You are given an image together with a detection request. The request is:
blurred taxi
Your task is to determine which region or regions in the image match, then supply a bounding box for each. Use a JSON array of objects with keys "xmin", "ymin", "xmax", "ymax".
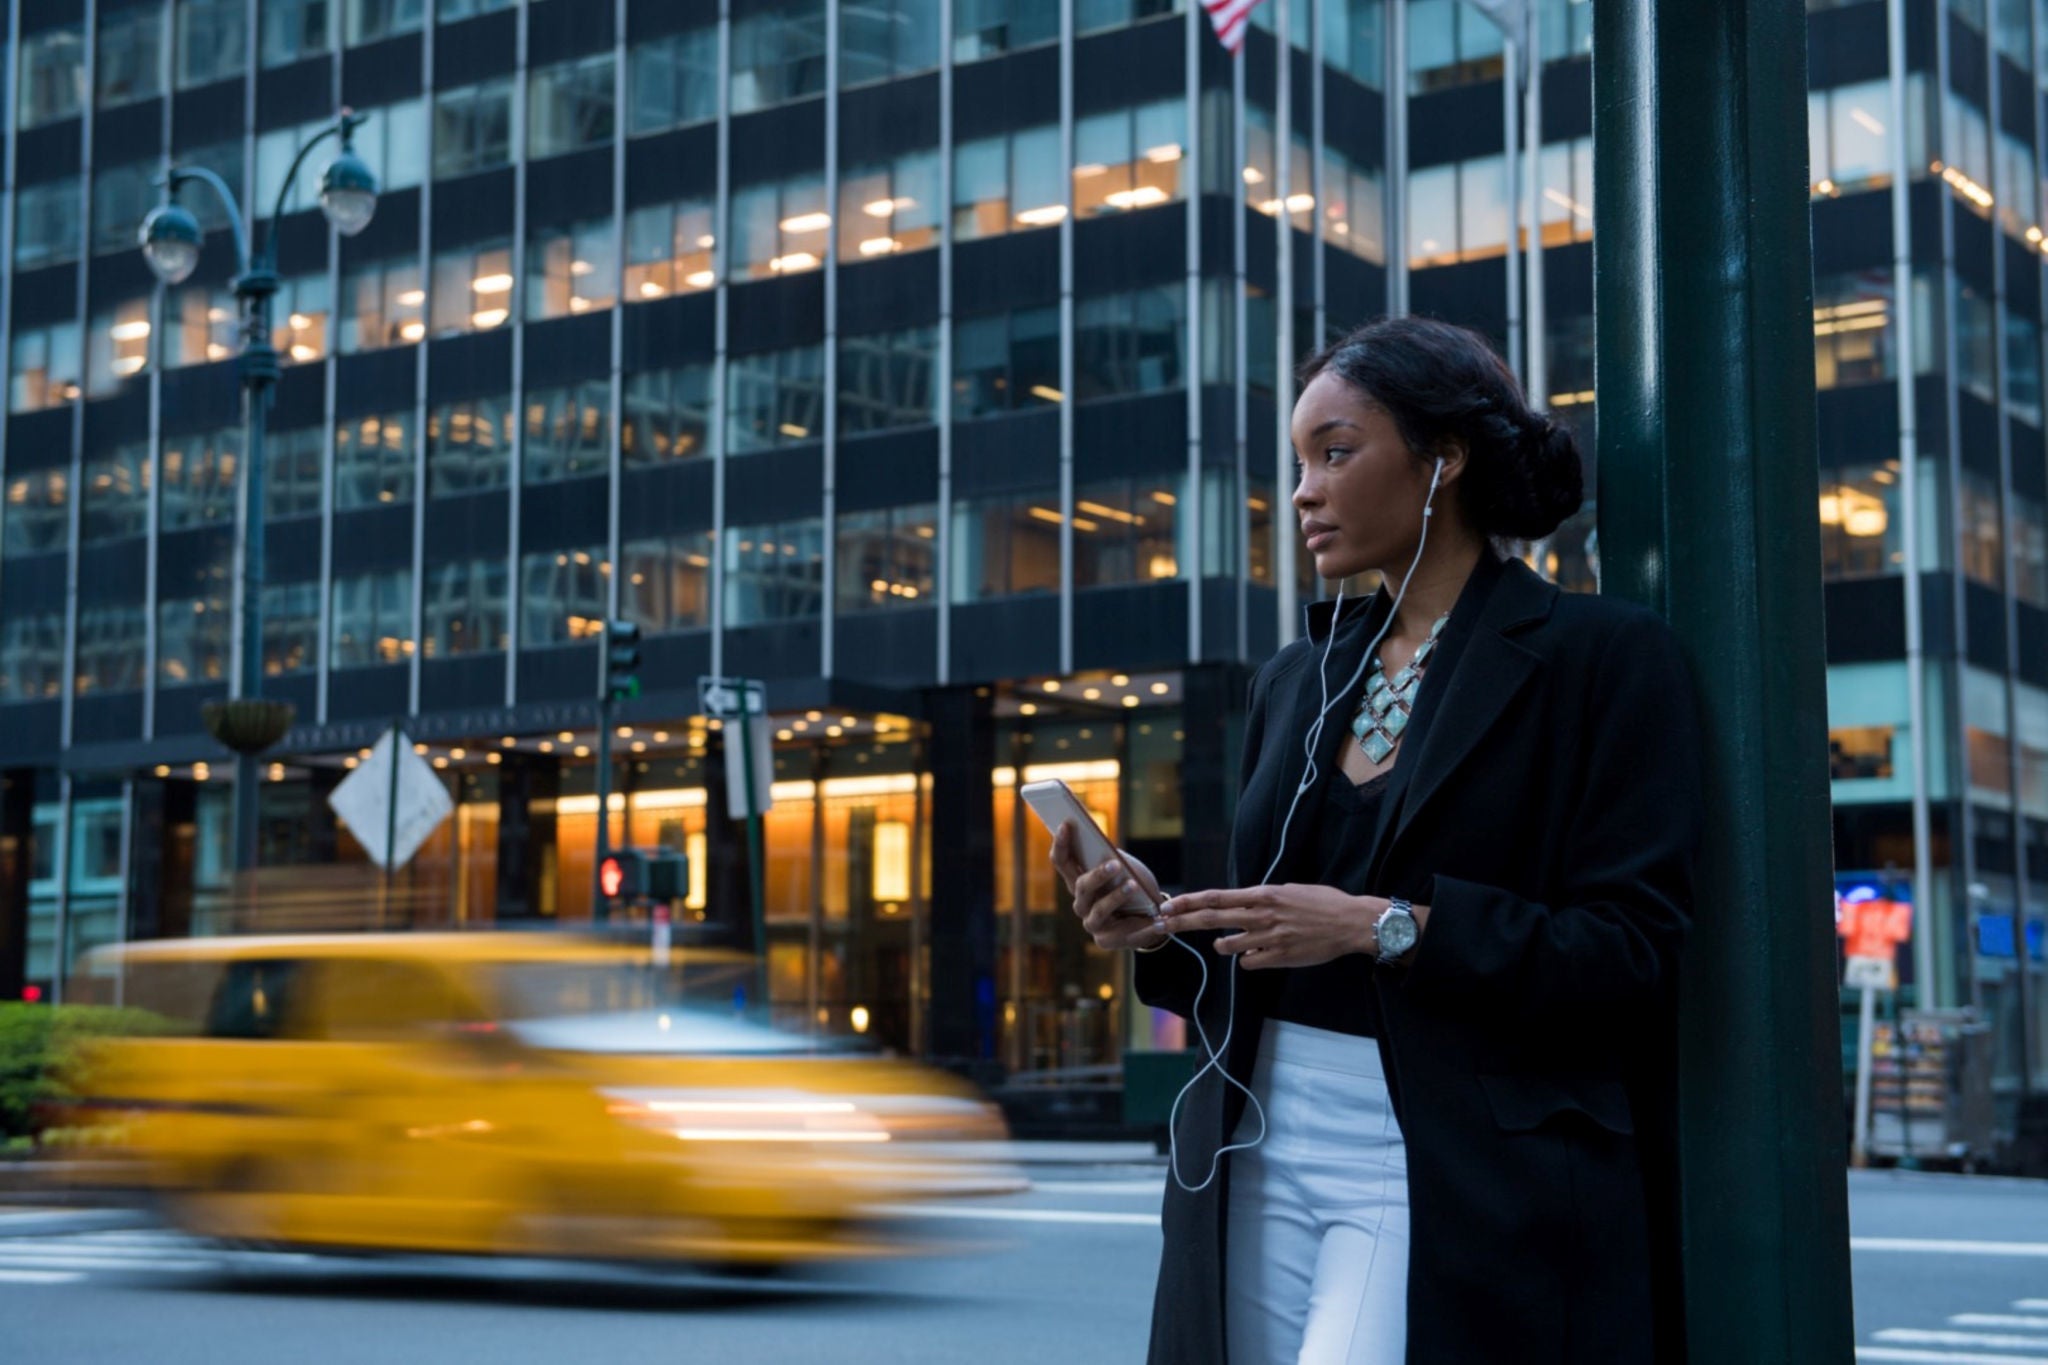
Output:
[{"xmin": 60, "ymin": 933, "xmax": 1017, "ymax": 1265}]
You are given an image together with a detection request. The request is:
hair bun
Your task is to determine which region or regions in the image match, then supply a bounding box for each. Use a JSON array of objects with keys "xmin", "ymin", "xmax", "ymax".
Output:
[{"xmin": 1478, "ymin": 411, "xmax": 1583, "ymax": 541}]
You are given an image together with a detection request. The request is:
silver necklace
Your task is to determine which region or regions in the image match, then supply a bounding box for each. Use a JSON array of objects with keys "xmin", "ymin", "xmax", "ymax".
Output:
[{"xmin": 1351, "ymin": 613, "xmax": 1450, "ymax": 764}]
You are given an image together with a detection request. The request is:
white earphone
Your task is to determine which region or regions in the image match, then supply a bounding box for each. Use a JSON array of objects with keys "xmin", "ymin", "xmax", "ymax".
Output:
[{"xmin": 1163, "ymin": 456, "xmax": 1445, "ymax": 1193}]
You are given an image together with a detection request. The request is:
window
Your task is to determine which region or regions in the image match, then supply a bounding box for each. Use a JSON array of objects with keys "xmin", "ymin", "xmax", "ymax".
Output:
[
  {"xmin": 262, "ymin": 0, "xmax": 335, "ymax": 66},
  {"xmin": 953, "ymin": 0, "xmax": 1058, "ymax": 61},
  {"xmin": 729, "ymin": 176, "xmax": 829, "ymax": 280},
  {"xmin": 1407, "ymin": 0, "xmax": 1504, "ymax": 94},
  {"xmin": 838, "ymin": 326, "xmax": 937, "ymax": 433},
  {"xmin": 82, "ymin": 445, "xmax": 152, "ymax": 543},
  {"xmin": 841, "ymin": 0, "xmax": 940, "ymax": 87},
  {"xmin": 19, "ymin": 27, "xmax": 85, "ymax": 128},
  {"xmin": 158, "ymin": 591, "xmax": 230, "ymax": 685},
  {"xmin": 1997, "ymin": 130, "xmax": 2039, "ymax": 239},
  {"xmin": 1536, "ymin": 138, "xmax": 1595, "ymax": 247},
  {"xmin": 952, "ymin": 306, "xmax": 1061, "ymax": 417},
  {"xmin": 345, "ymin": 0, "xmax": 423, "ymax": 45},
  {"xmin": 838, "ymin": 150, "xmax": 940, "ymax": 261},
  {"xmin": 434, "ymin": 78, "xmax": 514, "ymax": 179},
  {"xmin": 837, "ymin": 504, "xmax": 937, "ymax": 610},
  {"xmin": 1808, "ymin": 78, "xmax": 1920, "ymax": 200},
  {"xmin": 949, "ymin": 490, "xmax": 1061, "ymax": 600},
  {"xmin": 1813, "ymin": 270, "xmax": 1924, "ymax": 390},
  {"xmin": 725, "ymin": 520, "xmax": 825, "ymax": 624},
  {"xmin": 430, "ymin": 241, "xmax": 514, "ymax": 335},
  {"xmin": 1961, "ymin": 471, "xmax": 2004, "ymax": 588},
  {"xmin": 175, "ymin": 141, "xmax": 247, "ymax": 236},
  {"xmin": 3, "ymin": 468, "xmax": 70, "ymax": 557},
  {"xmin": 1321, "ymin": 0, "xmax": 1384, "ymax": 87},
  {"xmin": 732, "ymin": 2, "xmax": 827, "ymax": 113},
  {"xmin": 163, "ymin": 284, "xmax": 238, "ymax": 367},
  {"xmin": 1074, "ymin": 287, "xmax": 1185, "ymax": 400},
  {"xmin": 162, "ymin": 431, "xmax": 240, "ymax": 529},
  {"xmin": 87, "ymin": 299, "xmax": 153, "ymax": 397},
  {"xmin": 519, "ymin": 548, "xmax": 608, "ymax": 645},
  {"xmin": 1072, "ymin": 477, "xmax": 1186, "ymax": 586},
  {"xmin": 727, "ymin": 345, "xmax": 825, "ymax": 452},
  {"xmin": 1942, "ymin": 91, "xmax": 1993, "ymax": 218},
  {"xmin": 623, "ymin": 366, "xmax": 711, "ymax": 466},
  {"xmin": 340, "ymin": 257, "xmax": 426, "ymax": 350},
  {"xmin": 1407, "ymin": 153, "xmax": 1511, "ymax": 267},
  {"xmin": 1956, "ymin": 282, "xmax": 1997, "ymax": 404},
  {"xmin": 1819, "ymin": 463, "xmax": 1903, "ymax": 580},
  {"xmin": 97, "ymin": 7, "xmax": 166, "ymax": 108},
  {"xmin": 1074, "ymin": 100, "xmax": 1185, "ymax": 219},
  {"xmin": 529, "ymin": 53, "xmax": 615, "ymax": 159},
  {"xmin": 440, "ymin": 0, "xmax": 516, "ymax": 18},
  {"xmin": 1077, "ymin": 0, "xmax": 1182, "ymax": 34},
  {"xmin": 1540, "ymin": 0, "xmax": 1594, "ymax": 61},
  {"xmin": 426, "ymin": 394, "xmax": 512, "ymax": 495},
  {"xmin": 14, "ymin": 178, "xmax": 83, "ymax": 271},
  {"xmin": 334, "ymin": 410, "xmax": 416, "ymax": 509},
  {"xmin": 1319, "ymin": 147, "xmax": 1385, "ymax": 263},
  {"xmin": 260, "ymin": 102, "xmax": 425, "ymax": 217},
  {"xmin": 262, "ymin": 582, "xmax": 320, "ymax": 675},
  {"xmin": 10, "ymin": 323, "xmax": 84, "ymax": 412},
  {"xmin": 526, "ymin": 219, "xmax": 617, "ymax": 321},
  {"xmin": 628, "ymin": 28, "xmax": 717, "ymax": 134},
  {"xmin": 1829, "ymin": 726, "xmax": 1895, "ymax": 780},
  {"xmin": 93, "ymin": 161, "xmax": 156, "ymax": 255},
  {"xmin": 331, "ymin": 568, "xmax": 414, "ymax": 667},
  {"xmin": 76, "ymin": 606, "xmax": 147, "ymax": 695},
  {"xmin": 524, "ymin": 382, "xmax": 611, "ymax": 484},
  {"xmin": 176, "ymin": 0, "xmax": 248, "ymax": 88},
  {"xmin": 269, "ymin": 275, "xmax": 332, "ymax": 364},
  {"xmin": 625, "ymin": 199, "xmax": 717, "ymax": 299},
  {"xmin": 2009, "ymin": 313, "xmax": 2043, "ymax": 427},
  {"xmin": 621, "ymin": 533, "xmax": 714, "ymax": 631},
  {"xmin": 2015, "ymin": 493, "xmax": 2048, "ymax": 609},
  {"xmin": 424, "ymin": 559, "xmax": 509, "ymax": 657},
  {"xmin": 0, "ymin": 614, "xmax": 66, "ymax": 700},
  {"xmin": 1244, "ymin": 107, "xmax": 1315, "ymax": 229},
  {"xmin": 265, "ymin": 426, "xmax": 326, "ymax": 520},
  {"xmin": 953, "ymin": 126, "xmax": 1063, "ymax": 240}
]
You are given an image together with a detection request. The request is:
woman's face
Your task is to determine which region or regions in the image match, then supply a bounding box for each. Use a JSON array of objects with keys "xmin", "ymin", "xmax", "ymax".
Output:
[{"xmin": 1289, "ymin": 370, "xmax": 1444, "ymax": 583}]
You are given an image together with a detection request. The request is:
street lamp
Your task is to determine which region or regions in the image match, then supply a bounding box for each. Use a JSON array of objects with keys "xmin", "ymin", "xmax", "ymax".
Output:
[{"xmin": 141, "ymin": 109, "xmax": 377, "ymax": 878}]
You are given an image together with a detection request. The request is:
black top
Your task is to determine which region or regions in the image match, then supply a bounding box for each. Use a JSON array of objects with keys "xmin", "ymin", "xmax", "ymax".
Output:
[{"xmin": 1263, "ymin": 768, "xmax": 1392, "ymax": 1038}]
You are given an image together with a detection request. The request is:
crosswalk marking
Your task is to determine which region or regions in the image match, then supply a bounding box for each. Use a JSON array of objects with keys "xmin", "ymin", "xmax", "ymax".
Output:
[
  {"xmin": 0, "ymin": 1269, "xmax": 83, "ymax": 1284},
  {"xmin": 1852, "ymin": 1238, "xmax": 2048, "ymax": 1258},
  {"xmin": 1874, "ymin": 1327, "xmax": 2048, "ymax": 1350},
  {"xmin": 879, "ymin": 1204, "xmax": 1160, "ymax": 1227},
  {"xmin": 1954, "ymin": 1315, "xmax": 2048, "ymax": 1330},
  {"xmin": 2020, "ymin": 1302, "xmax": 2048, "ymax": 1312},
  {"xmin": 1856, "ymin": 1349, "xmax": 2048, "ymax": 1364}
]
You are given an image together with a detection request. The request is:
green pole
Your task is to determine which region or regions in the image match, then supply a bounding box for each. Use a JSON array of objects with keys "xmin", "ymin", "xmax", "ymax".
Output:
[
  {"xmin": 1594, "ymin": 1, "xmax": 1854, "ymax": 1360},
  {"xmin": 735, "ymin": 695, "xmax": 769, "ymax": 1013}
]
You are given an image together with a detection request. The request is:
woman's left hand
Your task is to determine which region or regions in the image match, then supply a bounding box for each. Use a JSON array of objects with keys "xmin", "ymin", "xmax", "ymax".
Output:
[{"xmin": 1158, "ymin": 885, "xmax": 1386, "ymax": 969}]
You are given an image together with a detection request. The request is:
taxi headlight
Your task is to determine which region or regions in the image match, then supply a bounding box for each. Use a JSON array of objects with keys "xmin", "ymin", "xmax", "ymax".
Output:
[{"xmin": 602, "ymin": 1090, "xmax": 892, "ymax": 1144}]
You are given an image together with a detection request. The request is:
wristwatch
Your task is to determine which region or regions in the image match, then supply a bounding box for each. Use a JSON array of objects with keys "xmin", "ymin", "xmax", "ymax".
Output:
[{"xmin": 1374, "ymin": 899, "xmax": 1420, "ymax": 965}]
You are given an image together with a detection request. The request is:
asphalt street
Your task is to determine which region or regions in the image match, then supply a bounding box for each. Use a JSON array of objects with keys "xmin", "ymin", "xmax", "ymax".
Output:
[{"xmin": 5, "ymin": 1164, "xmax": 2047, "ymax": 1363}]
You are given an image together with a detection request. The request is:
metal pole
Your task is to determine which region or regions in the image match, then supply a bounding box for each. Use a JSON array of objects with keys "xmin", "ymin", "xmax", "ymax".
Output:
[
  {"xmin": 1385, "ymin": 0, "xmax": 1408, "ymax": 317},
  {"xmin": 1522, "ymin": 5, "xmax": 1546, "ymax": 412},
  {"xmin": 594, "ymin": 694, "xmax": 614, "ymax": 923},
  {"xmin": 1851, "ymin": 979, "xmax": 1879, "ymax": 1166},
  {"xmin": 383, "ymin": 722, "xmax": 401, "ymax": 929},
  {"xmin": 736, "ymin": 699, "xmax": 768, "ymax": 1012},
  {"xmin": 1275, "ymin": 0, "xmax": 1298, "ymax": 643},
  {"xmin": 230, "ymin": 266, "xmax": 278, "ymax": 877},
  {"xmin": 1503, "ymin": 31, "xmax": 1523, "ymax": 385}
]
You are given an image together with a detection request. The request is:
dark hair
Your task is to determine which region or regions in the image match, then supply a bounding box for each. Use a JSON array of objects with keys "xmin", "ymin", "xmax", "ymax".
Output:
[{"xmin": 1297, "ymin": 315, "xmax": 1583, "ymax": 541}]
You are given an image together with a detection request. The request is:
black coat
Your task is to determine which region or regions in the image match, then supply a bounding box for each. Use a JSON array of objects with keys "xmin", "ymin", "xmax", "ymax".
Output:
[{"xmin": 1137, "ymin": 551, "xmax": 1703, "ymax": 1365}]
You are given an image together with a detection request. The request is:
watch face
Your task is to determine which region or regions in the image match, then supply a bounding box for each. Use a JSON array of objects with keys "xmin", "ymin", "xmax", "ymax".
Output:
[{"xmin": 1380, "ymin": 908, "xmax": 1419, "ymax": 957}]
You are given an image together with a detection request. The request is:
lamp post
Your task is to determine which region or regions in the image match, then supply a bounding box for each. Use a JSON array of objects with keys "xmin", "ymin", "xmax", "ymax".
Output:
[{"xmin": 140, "ymin": 110, "xmax": 378, "ymax": 877}]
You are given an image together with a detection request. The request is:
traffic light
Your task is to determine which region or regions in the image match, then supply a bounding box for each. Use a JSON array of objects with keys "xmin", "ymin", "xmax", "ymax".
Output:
[
  {"xmin": 598, "ymin": 849, "xmax": 684, "ymax": 903},
  {"xmin": 603, "ymin": 619, "xmax": 642, "ymax": 701}
]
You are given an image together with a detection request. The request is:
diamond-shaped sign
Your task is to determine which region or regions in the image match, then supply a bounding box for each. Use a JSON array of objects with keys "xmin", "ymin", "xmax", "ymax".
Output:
[{"xmin": 327, "ymin": 728, "xmax": 454, "ymax": 872}]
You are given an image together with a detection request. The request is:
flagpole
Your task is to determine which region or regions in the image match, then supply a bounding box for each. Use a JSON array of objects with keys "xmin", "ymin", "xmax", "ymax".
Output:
[
  {"xmin": 1276, "ymin": 0, "xmax": 1298, "ymax": 645},
  {"xmin": 1504, "ymin": 28, "xmax": 1523, "ymax": 385},
  {"xmin": 1523, "ymin": 3, "xmax": 1547, "ymax": 411}
]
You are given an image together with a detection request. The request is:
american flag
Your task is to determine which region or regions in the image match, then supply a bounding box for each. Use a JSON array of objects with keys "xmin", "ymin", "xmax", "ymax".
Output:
[{"xmin": 1201, "ymin": 0, "xmax": 1267, "ymax": 54}]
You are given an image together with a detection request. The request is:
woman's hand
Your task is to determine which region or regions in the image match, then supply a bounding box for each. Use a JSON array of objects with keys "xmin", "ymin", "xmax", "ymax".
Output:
[
  {"xmin": 1158, "ymin": 885, "xmax": 1386, "ymax": 969},
  {"xmin": 1050, "ymin": 822, "xmax": 1170, "ymax": 952}
]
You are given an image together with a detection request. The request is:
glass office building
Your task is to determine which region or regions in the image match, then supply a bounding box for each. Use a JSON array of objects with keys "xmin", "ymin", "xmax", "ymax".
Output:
[{"xmin": 1, "ymin": 0, "xmax": 2039, "ymax": 1122}]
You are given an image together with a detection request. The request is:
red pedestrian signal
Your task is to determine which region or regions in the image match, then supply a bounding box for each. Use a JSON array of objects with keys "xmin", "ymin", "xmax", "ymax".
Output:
[{"xmin": 599, "ymin": 854, "xmax": 625, "ymax": 899}]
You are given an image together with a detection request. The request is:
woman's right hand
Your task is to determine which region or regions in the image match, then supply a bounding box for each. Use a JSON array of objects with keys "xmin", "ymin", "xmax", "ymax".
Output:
[{"xmin": 1051, "ymin": 822, "xmax": 1170, "ymax": 952}]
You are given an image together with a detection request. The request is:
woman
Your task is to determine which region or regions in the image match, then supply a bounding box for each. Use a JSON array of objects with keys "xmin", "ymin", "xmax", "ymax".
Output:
[{"xmin": 1052, "ymin": 316, "xmax": 1702, "ymax": 1364}]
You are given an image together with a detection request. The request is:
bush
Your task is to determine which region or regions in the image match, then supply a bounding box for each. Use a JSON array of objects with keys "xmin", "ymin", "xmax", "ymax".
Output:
[{"xmin": 0, "ymin": 1003, "xmax": 171, "ymax": 1149}]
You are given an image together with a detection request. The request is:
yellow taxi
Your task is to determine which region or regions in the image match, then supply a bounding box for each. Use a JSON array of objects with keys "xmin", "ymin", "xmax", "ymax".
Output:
[{"xmin": 60, "ymin": 933, "xmax": 1015, "ymax": 1266}]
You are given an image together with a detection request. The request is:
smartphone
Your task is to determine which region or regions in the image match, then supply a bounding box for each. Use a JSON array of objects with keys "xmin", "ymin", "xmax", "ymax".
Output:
[{"xmin": 1019, "ymin": 779, "xmax": 1162, "ymax": 917}]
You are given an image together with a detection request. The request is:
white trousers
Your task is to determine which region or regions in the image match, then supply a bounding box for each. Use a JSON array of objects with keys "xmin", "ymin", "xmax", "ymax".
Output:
[{"xmin": 1224, "ymin": 1020, "xmax": 1410, "ymax": 1365}]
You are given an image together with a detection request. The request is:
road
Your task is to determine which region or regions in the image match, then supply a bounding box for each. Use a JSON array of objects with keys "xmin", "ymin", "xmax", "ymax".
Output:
[{"xmin": 4, "ymin": 1163, "xmax": 2045, "ymax": 1363}]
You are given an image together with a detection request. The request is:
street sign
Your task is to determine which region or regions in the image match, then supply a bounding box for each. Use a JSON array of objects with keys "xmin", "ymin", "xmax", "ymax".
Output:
[
  {"xmin": 697, "ymin": 676, "xmax": 765, "ymax": 719},
  {"xmin": 1844, "ymin": 955, "xmax": 1895, "ymax": 992},
  {"xmin": 698, "ymin": 676, "xmax": 772, "ymax": 816},
  {"xmin": 327, "ymin": 727, "xmax": 454, "ymax": 872}
]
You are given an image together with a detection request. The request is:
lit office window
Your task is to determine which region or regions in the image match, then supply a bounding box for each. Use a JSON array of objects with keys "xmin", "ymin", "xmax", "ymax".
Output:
[
  {"xmin": 949, "ymin": 490, "xmax": 1062, "ymax": 600},
  {"xmin": 729, "ymin": 176, "xmax": 830, "ymax": 280},
  {"xmin": 727, "ymin": 345, "xmax": 825, "ymax": 452},
  {"xmin": 841, "ymin": 0, "xmax": 940, "ymax": 87},
  {"xmin": 429, "ymin": 241, "xmax": 515, "ymax": 335},
  {"xmin": 621, "ymin": 533, "xmax": 715, "ymax": 632},
  {"xmin": 838, "ymin": 325, "xmax": 937, "ymax": 433},
  {"xmin": 1071, "ymin": 477, "xmax": 1186, "ymax": 587},
  {"xmin": 271, "ymin": 275, "xmax": 332, "ymax": 364},
  {"xmin": 424, "ymin": 558, "xmax": 510, "ymax": 657},
  {"xmin": 13, "ymin": 179, "xmax": 83, "ymax": 271},
  {"xmin": 86, "ymin": 299, "xmax": 154, "ymax": 397},
  {"xmin": 161, "ymin": 431, "xmax": 240, "ymax": 529},
  {"xmin": 163, "ymin": 284, "xmax": 238, "ymax": 367},
  {"xmin": 97, "ymin": 6, "xmax": 166, "ymax": 108},
  {"xmin": 340, "ymin": 257, "xmax": 426, "ymax": 350},
  {"xmin": 261, "ymin": 583, "xmax": 321, "ymax": 675},
  {"xmin": 731, "ymin": 1, "xmax": 827, "ymax": 113},
  {"xmin": 1319, "ymin": 147, "xmax": 1385, "ymax": 263},
  {"xmin": 623, "ymin": 366, "xmax": 712, "ymax": 466},
  {"xmin": 951, "ymin": 306, "xmax": 1061, "ymax": 417},
  {"xmin": 334, "ymin": 410, "xmax": 417, "ymax": 509},
  {"xmin": 426, "ymin": 394, "xmax": 513, "ymax": 495},
  {"xmin": 1407, "ymin": 153, "xmax": 1518, "ymax": 268},
  {"xmin": 345, "ymin": 0, "xmax": 424, "ymax": 45},
  {"xmin": 725, "ymin": 520, "xmax": 825, "ymax": 624},
  {"xmin": 530, "ymin": 53, "xmax": 616, "ymax": 160},
  {"xmin": 526, "ymin": 219, "xmax": 617, "ymax": 321},
  {"xmin": 1812, "ymin": 271, "xmax": 1909, "ymax": 391},
  {"xmin": 76, "ymin": 606, "xmax": 148, "ymax": 695},
  {"xmin": 92, "ymin": 161, "xmax": 156, "ymax": 255},
  {"xmin": 434, "ymin": 78, "xmax": 515, "ymax": 179},
  {"xmin": 2014, "ymin": 494, "xmax": 2048, "ymax": 609},
  {"xmin": 0, "ymin": 614, "xmax": 65, "ymax": 700},
  {"xmin": 627, "ymin": 27, "xmax": 717, "ymax": 134},
  {"xmin": 1407, "ymin": 0, "xmax": 1503, "ymax": 94},
  {"xmin": 158, "ymin": 594, "xmax": 229, "ymax": 684},
  {"xmin": 524, "ymin": 382, "xmax": 612, "ymax": 484},
  {"xmin": 1997, "ymin": 130, "xmax": 2039, "ymax": 239},
  {"xmin": 838, "ymin": 150, "xmax": 940, "ymax": 260},
  {"xmin": 624, "ymin": 199, "xmax": 716, "ymax": 298},
  {"xmin": 19, "ymin": 27, "xmax": 85, "ymax": 128},
  {"xmin": 519, "ymin": 548, "xmax": 609, "ymax": 645},
  {"xmin": 1961, "ymin": 472, "xmax": 2004, "ymax": 588},
  {"xmin": 265, "ymin": 427, "xmax": 326, "ymax": 520},
  {"xmin": 260, "ymin": 102, "xmax": 425, "ymax": 215},
  {"xmin": 1075, "ymin": 100, "xmax": 1185, "ymax": 219},
  {"xmin": 952, "ymin": 126, "xmax": 1063, "ymax": 239},
  {"xmin": 1535, "ymin": 139, "xmax": 1595, "ymax": 247},
  {"xmin": 1942, "ymin": 91, "xmax": 1994, "ymax": 219},
  {"xmin": 836, "ymin": 504, "xmax": 937, "ymax": 611},
  {"xmin": 1074, "ymin": 287, "xmax": 1185, "ymax": 400},
  {"xmin": 2, "ymin": 468, "xmax": 70, "ymax": 557},
  {"xmin": 261, "ymin": 0, "xmax": 336, "ymax": 66},
  {"xmin": 1816, "ymin": 466, "xmax": 1904, "ymax": 581},
  {"xmin": 176, "ymin": 0, "xmax": 249, "ymax": 89},
  {"xmin": 9, "ymin": 323, "xmax": 84, "ymax": 412},
  {"xmin": 953, "ymin": 0, "xmax": 1057, "ymax": 61},
  {"xmin": 1321, "ymin": 0, "xmax": 1385, "ymax": 88},
  {"xmin": 81, "ymin": 445, "xmax": 152, "ymax": 543},
  {"xmin": 331, "ymin": 568, "xmax": 415, "ymax": 667}
]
